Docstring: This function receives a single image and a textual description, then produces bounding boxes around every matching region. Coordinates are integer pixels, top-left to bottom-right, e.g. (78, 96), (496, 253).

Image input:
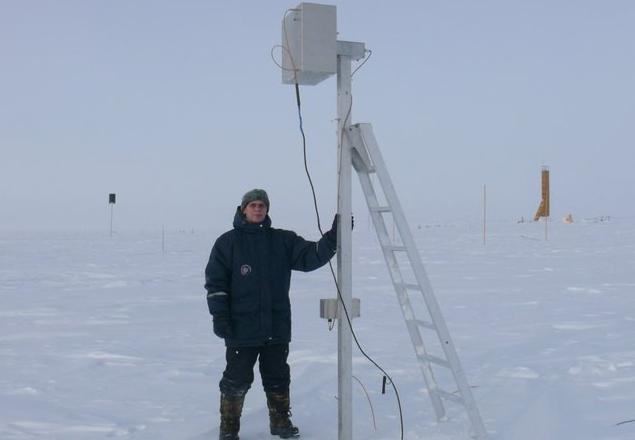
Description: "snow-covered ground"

(1, 218), (634, 439)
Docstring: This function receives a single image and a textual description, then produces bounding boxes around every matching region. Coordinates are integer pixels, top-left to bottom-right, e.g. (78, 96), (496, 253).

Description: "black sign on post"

(108, 193), (116, 236)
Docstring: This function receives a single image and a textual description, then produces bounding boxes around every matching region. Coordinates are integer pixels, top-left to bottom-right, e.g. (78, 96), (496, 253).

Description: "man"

(205, 189), (338, 440)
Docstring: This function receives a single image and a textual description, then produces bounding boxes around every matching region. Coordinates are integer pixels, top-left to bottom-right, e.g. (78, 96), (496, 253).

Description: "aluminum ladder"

(348, 123), (488, 439)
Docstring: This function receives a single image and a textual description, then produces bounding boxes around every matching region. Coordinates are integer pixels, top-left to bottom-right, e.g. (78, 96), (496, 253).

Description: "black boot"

(219, 392), (245, 440)
(266, 390), (300, 438)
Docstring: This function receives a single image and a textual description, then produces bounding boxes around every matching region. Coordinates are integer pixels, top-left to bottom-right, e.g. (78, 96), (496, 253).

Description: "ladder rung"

(436, 389), (465, 405)
(396, 282), (421, 291)
(418, 353), (451, 369)
(369, 205), (391, 213)
(413, 318), (436, 330)
(384, 245), (407, 252)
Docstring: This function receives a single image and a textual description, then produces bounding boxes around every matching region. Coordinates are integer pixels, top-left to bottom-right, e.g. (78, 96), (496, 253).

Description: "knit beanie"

(240, 189), (270, 212)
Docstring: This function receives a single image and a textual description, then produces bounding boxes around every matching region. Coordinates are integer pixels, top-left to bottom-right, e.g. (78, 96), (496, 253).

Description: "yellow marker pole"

(532, 167), (550, 239)
(542, 167), (550, 240)
(541, 167), (550, 216)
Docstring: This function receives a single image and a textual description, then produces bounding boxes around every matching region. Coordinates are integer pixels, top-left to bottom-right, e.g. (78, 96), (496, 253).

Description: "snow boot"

(266, 391), (300, 438)
(219, 392), (245, 440)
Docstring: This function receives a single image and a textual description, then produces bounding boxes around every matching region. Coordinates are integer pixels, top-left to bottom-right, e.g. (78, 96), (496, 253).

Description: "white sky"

(1, 1), (634, 231)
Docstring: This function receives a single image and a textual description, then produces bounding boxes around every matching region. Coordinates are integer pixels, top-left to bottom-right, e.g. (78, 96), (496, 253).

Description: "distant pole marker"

(109, 193), (116, 236)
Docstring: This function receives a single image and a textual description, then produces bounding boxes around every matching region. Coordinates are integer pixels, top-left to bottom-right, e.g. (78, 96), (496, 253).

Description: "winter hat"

(240, 189), (270, 212)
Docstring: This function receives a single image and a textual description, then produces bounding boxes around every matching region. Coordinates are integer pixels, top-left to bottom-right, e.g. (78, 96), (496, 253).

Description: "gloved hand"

(325, 214), (354, 242)
(213, 315), (233, 339)
(324, 214), (338, 243)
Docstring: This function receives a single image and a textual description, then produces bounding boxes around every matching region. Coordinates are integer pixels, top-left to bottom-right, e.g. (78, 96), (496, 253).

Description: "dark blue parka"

(205, 208), (336, 347)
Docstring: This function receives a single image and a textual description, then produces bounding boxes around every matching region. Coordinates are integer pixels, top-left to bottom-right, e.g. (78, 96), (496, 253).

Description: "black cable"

(295, 83), (324, 234)
(352, 49), (373, 78)
(294, 82), (404, 440)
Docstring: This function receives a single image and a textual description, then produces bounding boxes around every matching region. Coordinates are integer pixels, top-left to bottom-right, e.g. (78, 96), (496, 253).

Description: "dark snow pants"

(219, 343), (290, 395)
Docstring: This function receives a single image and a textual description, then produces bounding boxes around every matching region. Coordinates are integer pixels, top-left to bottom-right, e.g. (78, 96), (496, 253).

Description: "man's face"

(243, 200), (268, 223)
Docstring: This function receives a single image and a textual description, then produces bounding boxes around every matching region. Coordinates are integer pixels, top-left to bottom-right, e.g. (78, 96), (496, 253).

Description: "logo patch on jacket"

(240, 264), (252, 276)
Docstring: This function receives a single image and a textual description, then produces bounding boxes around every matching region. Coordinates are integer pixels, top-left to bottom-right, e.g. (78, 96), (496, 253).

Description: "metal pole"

(110, 204), (114, 237)
(483, 184), (486, 246)
(336, 52), (353, 440)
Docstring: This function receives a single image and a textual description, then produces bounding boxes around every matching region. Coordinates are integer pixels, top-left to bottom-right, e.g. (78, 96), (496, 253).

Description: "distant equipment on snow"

(563, 213), (574, 224)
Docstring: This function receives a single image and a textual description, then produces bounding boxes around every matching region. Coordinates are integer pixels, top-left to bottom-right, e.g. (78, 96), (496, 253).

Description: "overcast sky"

(1, 0), (633, 231)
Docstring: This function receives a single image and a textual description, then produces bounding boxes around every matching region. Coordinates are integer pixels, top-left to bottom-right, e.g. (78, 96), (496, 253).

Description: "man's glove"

(213, 315), (233, 339)
(325, 214), (354, 243)
(324, 214), (338, 243)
